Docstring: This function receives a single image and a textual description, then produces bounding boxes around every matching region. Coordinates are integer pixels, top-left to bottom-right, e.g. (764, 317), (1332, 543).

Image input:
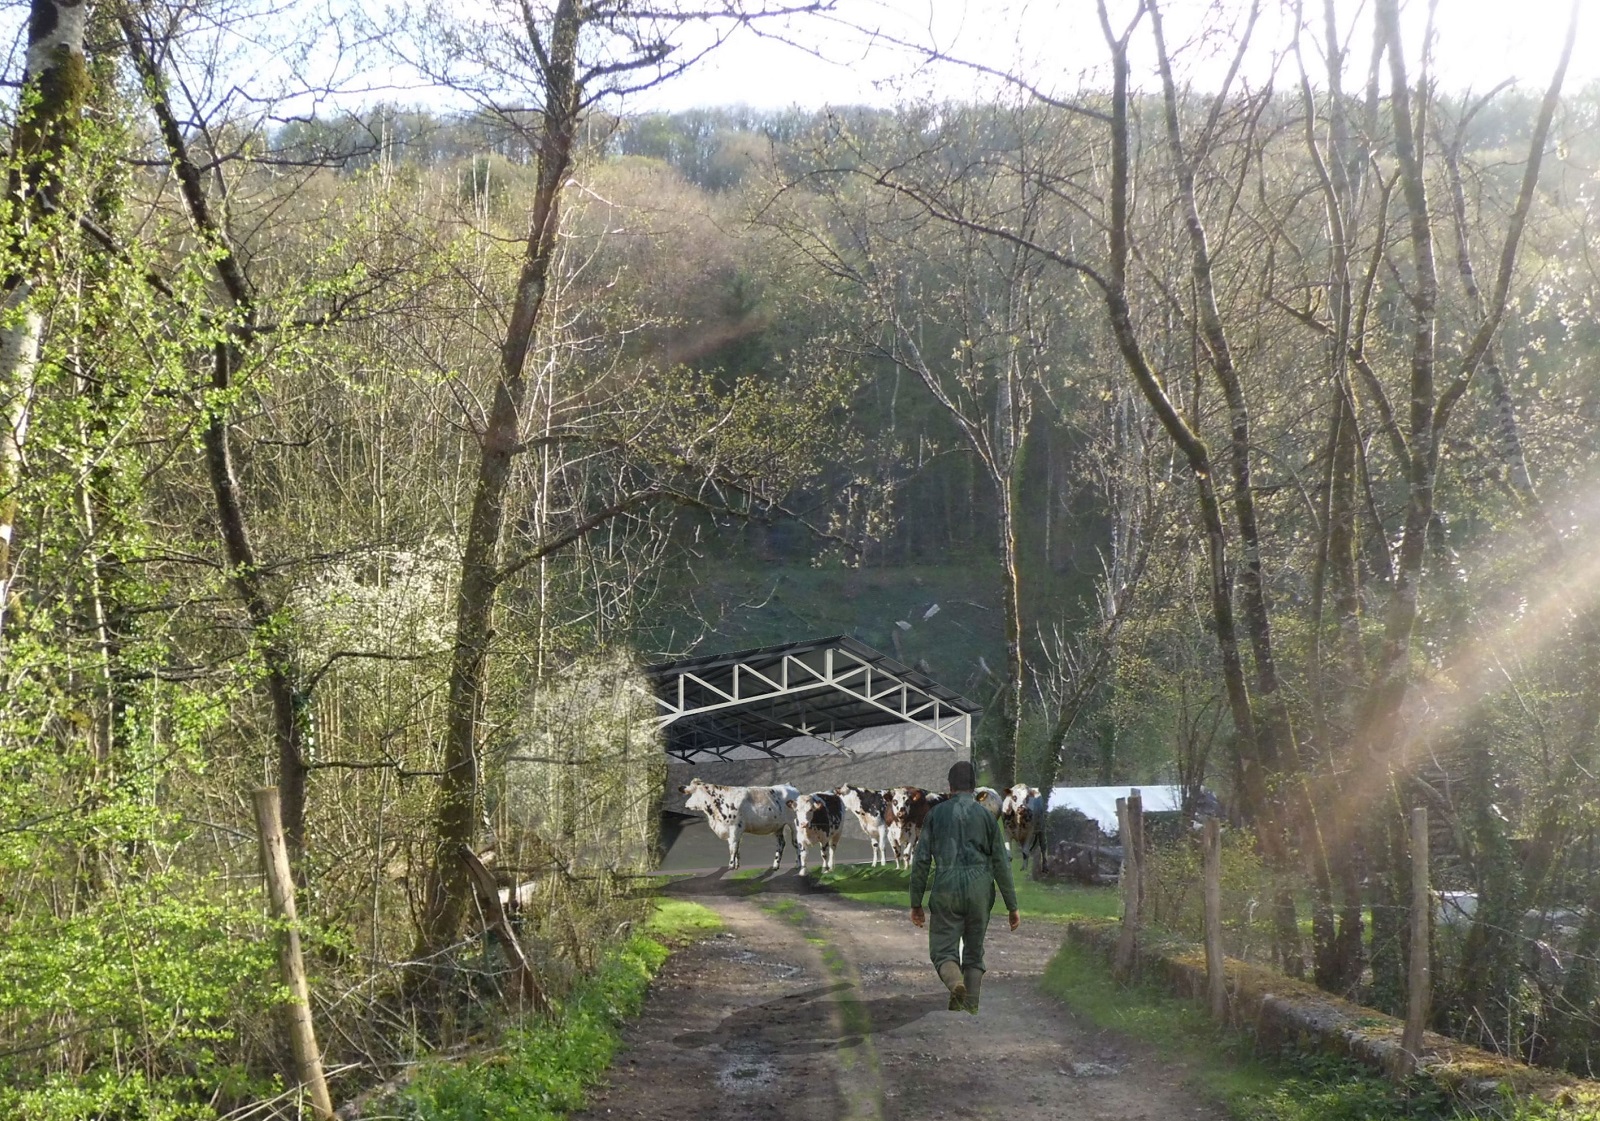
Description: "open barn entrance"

(647, 635), (980, 871)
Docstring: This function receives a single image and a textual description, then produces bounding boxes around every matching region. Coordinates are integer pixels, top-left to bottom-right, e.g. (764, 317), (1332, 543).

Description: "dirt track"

(574, 870), (1228, 1121)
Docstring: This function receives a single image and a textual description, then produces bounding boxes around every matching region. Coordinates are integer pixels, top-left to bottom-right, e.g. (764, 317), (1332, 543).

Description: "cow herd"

(677, 777), (1051, 876)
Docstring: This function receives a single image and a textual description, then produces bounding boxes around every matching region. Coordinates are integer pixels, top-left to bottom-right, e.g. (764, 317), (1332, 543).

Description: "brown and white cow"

(886, 786), (946, 869)
(679, 777), (799, 870)
(974, 786), (1004, 821)
(835, 784), (893, 866)
(1000, 783), (1049, 874)
(788, 791), (846, 874)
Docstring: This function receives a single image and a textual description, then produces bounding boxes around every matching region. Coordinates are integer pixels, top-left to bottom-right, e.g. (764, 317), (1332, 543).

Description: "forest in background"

(8, 0), (1600, 1115)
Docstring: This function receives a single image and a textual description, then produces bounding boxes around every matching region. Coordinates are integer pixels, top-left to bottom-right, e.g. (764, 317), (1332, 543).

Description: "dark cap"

(948, 760), (976, 791)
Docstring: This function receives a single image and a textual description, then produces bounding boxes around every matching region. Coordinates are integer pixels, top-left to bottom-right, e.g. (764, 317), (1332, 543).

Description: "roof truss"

(646, 636), (977, 765)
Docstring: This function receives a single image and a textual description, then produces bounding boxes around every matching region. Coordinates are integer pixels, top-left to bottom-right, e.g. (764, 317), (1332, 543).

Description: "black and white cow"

(679, 777), (799, 870)
(835, 784), (893, 866)
(886, 786), (945, 869)
(1001, 783), (1049, 874)
(788, 791), (846, 874)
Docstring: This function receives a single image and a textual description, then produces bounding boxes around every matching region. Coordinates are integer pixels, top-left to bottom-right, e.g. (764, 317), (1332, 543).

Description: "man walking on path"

(909, 760), (1021, 1012)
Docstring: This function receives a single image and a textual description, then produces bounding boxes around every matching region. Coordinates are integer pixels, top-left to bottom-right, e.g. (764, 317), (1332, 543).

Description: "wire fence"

(1099, 794), (1600, 1082)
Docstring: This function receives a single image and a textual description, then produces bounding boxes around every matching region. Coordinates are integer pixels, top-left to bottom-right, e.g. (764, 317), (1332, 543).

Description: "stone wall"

(1063, 919), (1600, 1110)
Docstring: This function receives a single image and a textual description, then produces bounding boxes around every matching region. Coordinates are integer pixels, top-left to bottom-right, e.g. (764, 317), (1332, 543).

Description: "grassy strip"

(1040, 938), (1533, 1121)
(758, 897), (884, 1121)
(1051, 937), (1586, 1119)
(395, 899), (721, 1121)
(816, 863), (1121, 921)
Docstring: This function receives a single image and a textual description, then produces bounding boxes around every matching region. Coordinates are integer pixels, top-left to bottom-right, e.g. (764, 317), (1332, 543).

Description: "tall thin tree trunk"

(120, 14), (317, 860)
(1095, 8), (1269, 825)
(0, 308), (41, 632)
(1298, 14), (1370, 988)
(1359, 0), (1574, 1007)
(994, 481), (1023, 791)
(419, 0), (583, 955)
(201, 341), (315, 855)
(1151, 0), (1320, 974)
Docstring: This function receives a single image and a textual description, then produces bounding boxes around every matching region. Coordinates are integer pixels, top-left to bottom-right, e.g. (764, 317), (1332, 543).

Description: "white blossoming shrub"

(293, 538), (459, 672)
(492, 652), (665, 977)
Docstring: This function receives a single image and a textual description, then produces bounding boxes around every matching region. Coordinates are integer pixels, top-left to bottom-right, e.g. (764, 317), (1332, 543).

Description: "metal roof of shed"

(644, 635), (979, 763)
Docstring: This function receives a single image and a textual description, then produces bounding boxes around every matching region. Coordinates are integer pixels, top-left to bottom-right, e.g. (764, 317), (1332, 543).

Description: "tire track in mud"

(760, 896), (885, 1121)
(576, 870), (1229, 1121)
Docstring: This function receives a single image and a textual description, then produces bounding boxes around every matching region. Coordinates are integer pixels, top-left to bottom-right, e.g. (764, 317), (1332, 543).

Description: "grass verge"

(1042, 936), (1568, 1120)
(394, 898), (721, 1121)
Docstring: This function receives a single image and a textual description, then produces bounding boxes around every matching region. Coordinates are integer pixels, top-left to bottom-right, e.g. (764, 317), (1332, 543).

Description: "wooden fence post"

(1398, 806), (1431, 1081)
(1134, 790), (1146, 915)
(1114, 790), (1144, 980)
(1203, 816), (1226, 1019)
(253, 787), (336, 1121)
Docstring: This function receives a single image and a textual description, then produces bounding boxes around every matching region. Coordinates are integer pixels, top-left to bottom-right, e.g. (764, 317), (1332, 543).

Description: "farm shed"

(647, 635), (979, 865)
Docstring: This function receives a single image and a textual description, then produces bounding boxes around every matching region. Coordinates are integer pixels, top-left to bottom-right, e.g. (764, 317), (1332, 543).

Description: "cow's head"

(681, 779), (716, 815)
(1001, 784), (1036, 815)
(792, 792), (834, 829)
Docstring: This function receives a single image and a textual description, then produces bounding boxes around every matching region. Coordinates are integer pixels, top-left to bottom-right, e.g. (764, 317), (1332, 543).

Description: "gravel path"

(574, 870), (1229, 1121)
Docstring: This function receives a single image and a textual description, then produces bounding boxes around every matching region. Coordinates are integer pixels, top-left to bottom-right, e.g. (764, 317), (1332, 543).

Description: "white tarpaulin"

(1047, 785), (1186, 834)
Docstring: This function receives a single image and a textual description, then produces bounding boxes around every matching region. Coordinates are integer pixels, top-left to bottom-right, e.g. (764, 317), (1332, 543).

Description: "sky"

(2, 0), (1588, 124)
(633, 0), (1600, 113)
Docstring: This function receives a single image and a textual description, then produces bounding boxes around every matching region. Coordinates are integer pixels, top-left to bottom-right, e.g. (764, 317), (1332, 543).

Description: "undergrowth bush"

(0, 878), (282, 1121)
(1143, 828), (1276, 961)
(393, 899), (718, 1121)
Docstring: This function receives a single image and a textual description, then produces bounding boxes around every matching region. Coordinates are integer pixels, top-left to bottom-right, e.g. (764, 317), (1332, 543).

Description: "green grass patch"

(396, 899), (720, 1121)
(644, 897), (724, 943)
(1041, 939), (1566, 1121)
(817, 864), (1121, 922)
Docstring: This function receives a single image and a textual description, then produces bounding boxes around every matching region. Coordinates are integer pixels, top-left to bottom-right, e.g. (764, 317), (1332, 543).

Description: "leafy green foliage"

(0, 885), (281, 1121)
(1143, 833), (1277, 961)
(0, 103), (289, 1117)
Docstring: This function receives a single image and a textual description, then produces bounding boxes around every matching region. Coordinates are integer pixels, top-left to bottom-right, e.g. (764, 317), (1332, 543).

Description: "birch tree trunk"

(0, 0), (90, 636)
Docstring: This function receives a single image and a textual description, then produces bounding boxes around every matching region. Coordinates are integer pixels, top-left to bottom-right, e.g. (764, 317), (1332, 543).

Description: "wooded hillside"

(5, 0), (1600, 1114)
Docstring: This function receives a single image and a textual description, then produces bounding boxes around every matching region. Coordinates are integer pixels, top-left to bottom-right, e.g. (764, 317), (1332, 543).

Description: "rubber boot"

(962, 966), (982, 1013)
(937, 960), (966, 1010)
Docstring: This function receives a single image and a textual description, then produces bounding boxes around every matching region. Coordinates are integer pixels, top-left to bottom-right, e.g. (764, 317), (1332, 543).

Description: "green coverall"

(908, 791), (1018, 975)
